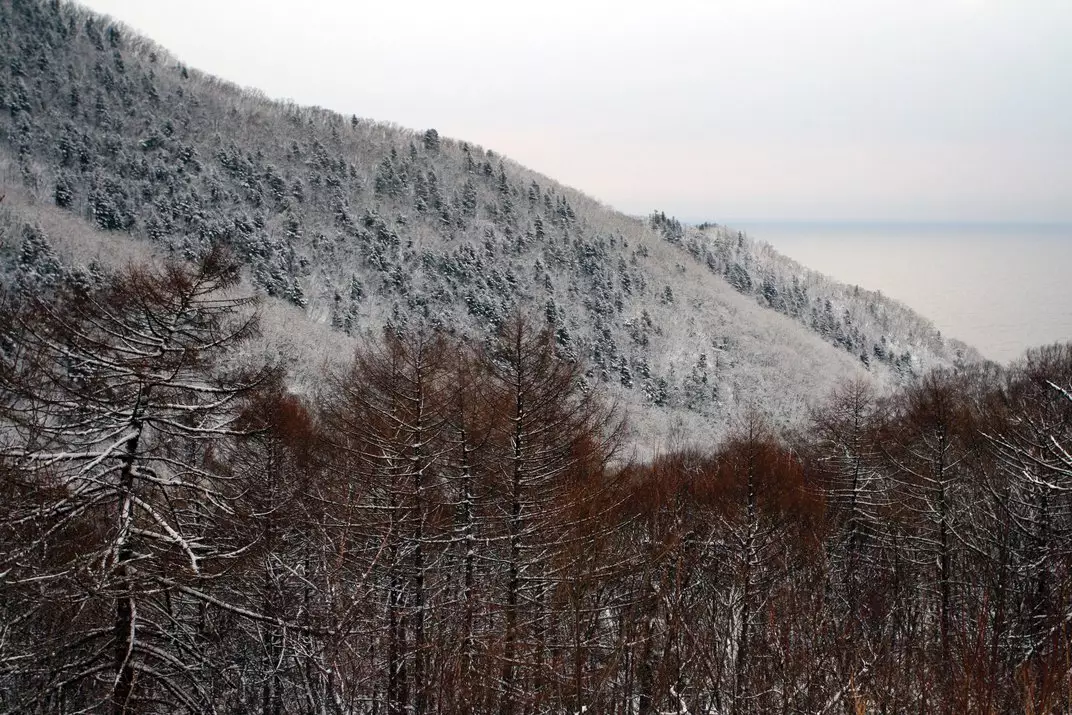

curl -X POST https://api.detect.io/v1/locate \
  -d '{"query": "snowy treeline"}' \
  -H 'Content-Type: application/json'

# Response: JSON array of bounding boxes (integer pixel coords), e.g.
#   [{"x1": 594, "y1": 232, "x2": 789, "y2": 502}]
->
[
  {"x1": 0, "y1": 0, "x2": 973, "y2": 439},
  {"x1": 2, "y1": 251, "x2": 1072, "y2": 713},
  {"x1": 656, "y1": 215, "x2": 975, "y2": 373}
]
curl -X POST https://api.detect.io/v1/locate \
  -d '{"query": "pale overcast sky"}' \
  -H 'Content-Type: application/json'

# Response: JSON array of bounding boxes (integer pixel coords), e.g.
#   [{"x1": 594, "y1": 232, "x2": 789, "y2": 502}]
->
[{"x1": 78, "y1": 0, "x2": 1072, "y2": 223}]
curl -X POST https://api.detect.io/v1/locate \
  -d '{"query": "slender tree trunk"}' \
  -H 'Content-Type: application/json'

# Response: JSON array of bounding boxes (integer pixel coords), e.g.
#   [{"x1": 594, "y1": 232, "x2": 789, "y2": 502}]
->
[
  {"x1": 733, "y1": 456, "x2": 758, "y2": 715},
  {"x1": 935, "y1": 437, "x2": 951, "y2": 664},
  {"x1": 413, "y1": 419, "x2": 426, "y2": 715},
  {"x1": 846, "y1": 438, "x2": 862, "y2": 619},
  {"x1": 262, "y1": 464, "x2": 284, "y2": 715},
  {"x1": 113, "y1": 557, "x2": 135, "y2": 715},
  {"x1": 387, "y1": 484, "x2": 403, "y2": 715},
  {"x1": 501, "y1": 448, "x2": 521, "y2": 715},
  {"x1": 113, "y1": 414, "x2": 144, "y2": 715},
  {"x1": 500, "y1": 379, "x2": 524, "y2": 715},
  {"x1": 637, "y1": 597, "x2": 654, "y2": 715},
  {"x1": 462, "y1": 442, "x2": 475, "y2": 674}
]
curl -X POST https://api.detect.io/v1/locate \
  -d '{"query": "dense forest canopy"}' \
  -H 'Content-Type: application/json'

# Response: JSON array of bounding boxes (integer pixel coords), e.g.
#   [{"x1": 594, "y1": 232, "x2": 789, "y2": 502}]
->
[
  {"x1": 0, "y1": 0, "x2": 975, "y2": 447},
  {"x1": 2, "y1": 251, "x2": 1072, "y2": 713}
]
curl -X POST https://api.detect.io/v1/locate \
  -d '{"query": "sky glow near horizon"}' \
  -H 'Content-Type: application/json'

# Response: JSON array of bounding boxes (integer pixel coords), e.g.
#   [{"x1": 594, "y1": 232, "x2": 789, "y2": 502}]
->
[{"x1": 77, "y1": 0, "x2": 1072, "y2": 223}]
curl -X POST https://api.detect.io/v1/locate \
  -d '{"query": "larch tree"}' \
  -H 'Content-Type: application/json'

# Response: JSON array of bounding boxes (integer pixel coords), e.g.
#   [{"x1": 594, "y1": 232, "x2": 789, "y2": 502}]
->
[
  {"x1": 0, "y1": 247, "x2": 272, "y2": 714},
  {"x1": 214, "y1": 386, "x2": 335, "y2": 714},
  {"x1": 810, "y1": 378, "x2": 888, "y2": 645},
  {"x1": 981, "y1": 344, "x2": 1072, "y2": 708},
  {"x1": 480, "y1": 314, "x2": 619, "y2": 715},
  {"x1": 712, "y1": 413, "x2": 813, "y2": 715},
  {"x1": 879, "y1": 369, "x2": 973, "y2": 700},
  {"x1": 439, "y1": 343, "x2": 496, "y2": 712},
  {"x1": 323, "y1": 327, "x2": 452, "y2": 715}
]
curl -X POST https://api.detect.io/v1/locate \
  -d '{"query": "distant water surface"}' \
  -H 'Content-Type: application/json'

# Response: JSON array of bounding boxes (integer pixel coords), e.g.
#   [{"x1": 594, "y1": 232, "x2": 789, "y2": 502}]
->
[{"x1": 732, "y1": 222, "x2": 1072, "y2": 364}]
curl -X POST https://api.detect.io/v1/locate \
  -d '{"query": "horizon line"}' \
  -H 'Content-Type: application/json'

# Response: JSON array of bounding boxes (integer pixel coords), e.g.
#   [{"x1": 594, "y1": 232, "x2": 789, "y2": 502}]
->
[{"x1": 686, "y1": 218, "x2": 1072, "y2": 229}]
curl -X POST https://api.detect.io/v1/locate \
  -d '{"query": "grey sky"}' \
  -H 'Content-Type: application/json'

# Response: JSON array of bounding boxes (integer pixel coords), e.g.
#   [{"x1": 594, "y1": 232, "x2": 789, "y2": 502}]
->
[{"x1": 79, "y1": 0, "x2": 1072, "y2": 223}]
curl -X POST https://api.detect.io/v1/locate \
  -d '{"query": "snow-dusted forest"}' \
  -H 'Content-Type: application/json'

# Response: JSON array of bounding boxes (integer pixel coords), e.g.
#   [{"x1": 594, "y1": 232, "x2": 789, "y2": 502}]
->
[
  {"x1": 1, "y1": 0, "x2": 1070, "y2": 713},
  {"x1": 0, "y1": 0, "x2": 977, "y2": 445},
  {"x1": 2, "y1": 250, "x2": 1072, "y2": 713}
]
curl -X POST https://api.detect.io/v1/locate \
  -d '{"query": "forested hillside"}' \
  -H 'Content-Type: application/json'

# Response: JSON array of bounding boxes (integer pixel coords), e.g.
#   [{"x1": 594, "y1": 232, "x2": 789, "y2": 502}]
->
[
  {"x1": 10, "y1": 2, "x2": 1071, "y2": 713},
  {"x1": 1, "y1": 251, "x2": 1070, "y2": 713},
  {"x1": 0, "y1": 0, "x2": 975, "y2": 444}
]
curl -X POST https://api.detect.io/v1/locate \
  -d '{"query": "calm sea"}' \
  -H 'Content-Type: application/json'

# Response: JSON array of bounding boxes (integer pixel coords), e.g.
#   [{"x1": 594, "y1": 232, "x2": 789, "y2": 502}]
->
[{"x1": 732, "y1": 222, "x2": 1072, "y2": 364}]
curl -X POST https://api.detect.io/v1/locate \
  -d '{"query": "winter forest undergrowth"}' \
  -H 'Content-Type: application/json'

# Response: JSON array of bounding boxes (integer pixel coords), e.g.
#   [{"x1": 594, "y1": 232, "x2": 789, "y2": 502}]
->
[{"x1": 2, "y1": 249, "x2": 1072, "y2": 714}]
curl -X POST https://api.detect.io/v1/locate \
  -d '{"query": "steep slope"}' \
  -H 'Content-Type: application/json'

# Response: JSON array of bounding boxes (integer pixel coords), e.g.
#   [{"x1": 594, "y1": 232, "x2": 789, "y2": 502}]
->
[
  {"x1": 664, "y1": 216, "x2": 976, "y2": 373},
  {"x1": 0, "y1": 0, "x2": 974, "y2": 447}
]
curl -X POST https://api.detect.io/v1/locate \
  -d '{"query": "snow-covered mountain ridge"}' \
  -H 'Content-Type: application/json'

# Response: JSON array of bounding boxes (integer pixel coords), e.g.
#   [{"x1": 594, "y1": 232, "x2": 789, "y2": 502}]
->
[{"x1": 0, "y1": 0, "x2": 976, "y2": 446}]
